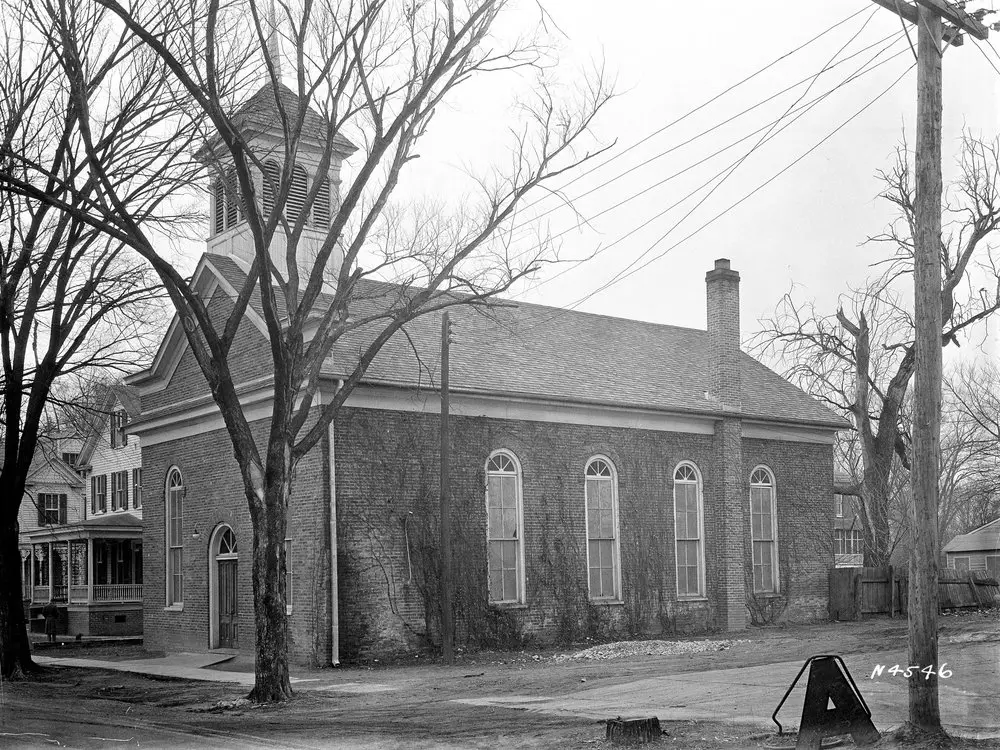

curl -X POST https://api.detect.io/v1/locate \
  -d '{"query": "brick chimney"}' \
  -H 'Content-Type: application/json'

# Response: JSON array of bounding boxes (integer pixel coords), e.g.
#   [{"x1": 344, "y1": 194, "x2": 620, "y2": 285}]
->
[
  {"x1": 706, "y1": 258, "x2": 741, "y2": 410},
  {"x1": 706, "y1": 258, "x2": 747, "y2": 631}
]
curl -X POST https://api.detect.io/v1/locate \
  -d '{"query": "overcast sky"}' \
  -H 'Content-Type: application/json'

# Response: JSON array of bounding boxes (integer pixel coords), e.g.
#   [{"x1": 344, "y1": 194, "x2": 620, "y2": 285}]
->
[{"x1": 386, "y1": 0, "x2": 1000, "y2": 354}]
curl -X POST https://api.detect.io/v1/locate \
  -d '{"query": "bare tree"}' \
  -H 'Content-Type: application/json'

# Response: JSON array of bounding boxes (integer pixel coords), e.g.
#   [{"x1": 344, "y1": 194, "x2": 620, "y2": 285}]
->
[
  {"x1": 753, "y1": 135, "x2": 1000, "y2": 566},
  {"x1": 0, "y1": 0, "x2": 612, "y2": 701},
  {"x1": 0, "y1": 0, "x2": 173, "y2": 676}
]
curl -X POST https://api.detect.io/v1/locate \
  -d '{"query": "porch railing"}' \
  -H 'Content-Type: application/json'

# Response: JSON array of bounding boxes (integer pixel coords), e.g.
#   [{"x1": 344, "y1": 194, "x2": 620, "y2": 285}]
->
[
  {"x1": 70, "y1": 585, "x2": 89, "y2": 604},
  {"x1": 93, "y1": 584, "x2": 143, "y2": 602}
]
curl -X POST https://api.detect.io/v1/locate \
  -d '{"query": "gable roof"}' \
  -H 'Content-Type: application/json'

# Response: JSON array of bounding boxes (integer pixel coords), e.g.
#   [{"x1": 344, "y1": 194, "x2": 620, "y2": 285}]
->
[
  {"x1": 193, "y1": 254, "x2": 846, "y2": 429},
  {"x1": 943, "y1": 518, "x2": 1000, "y2": 554},
  {"x1": 25, "y1": 448, "x2": 84, "y2": 489},
  {"x1": 78, "y1": 383, "x2": 141, "y2": 465}
]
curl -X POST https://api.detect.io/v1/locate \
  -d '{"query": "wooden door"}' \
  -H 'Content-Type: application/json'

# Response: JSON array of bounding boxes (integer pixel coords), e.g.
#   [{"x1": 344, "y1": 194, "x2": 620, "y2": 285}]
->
[{"x1": 218, "y1": 559, "x2": 238, "y2": 649}]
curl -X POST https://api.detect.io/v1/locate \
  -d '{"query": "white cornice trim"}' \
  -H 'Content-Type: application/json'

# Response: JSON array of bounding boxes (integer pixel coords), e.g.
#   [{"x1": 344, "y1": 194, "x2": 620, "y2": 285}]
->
[{"x1": 743, "y1": 420, "x2": 837, "y2": 445}]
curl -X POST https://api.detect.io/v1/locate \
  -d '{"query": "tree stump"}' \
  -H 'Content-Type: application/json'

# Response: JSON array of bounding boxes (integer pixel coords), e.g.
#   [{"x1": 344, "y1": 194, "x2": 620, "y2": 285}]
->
[{"x1": 606, "y1": 717, "x2": 662, "y2": 744}]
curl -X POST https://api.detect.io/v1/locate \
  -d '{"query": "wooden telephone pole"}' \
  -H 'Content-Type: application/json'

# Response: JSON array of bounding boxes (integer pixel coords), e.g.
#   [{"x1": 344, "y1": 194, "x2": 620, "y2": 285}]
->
[
  {"x1": 870, "y1": 0, "x2": 988, "y2": 732},
  {"x1": 440, "y1": 312, "x2": 454, "y2": 664}
]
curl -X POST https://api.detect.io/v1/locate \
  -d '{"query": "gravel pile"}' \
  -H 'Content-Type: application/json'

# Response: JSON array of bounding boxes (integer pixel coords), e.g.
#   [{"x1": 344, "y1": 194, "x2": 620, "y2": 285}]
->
[{"x1": 556, "y1": 638, "x2": 750, "y2": 661}]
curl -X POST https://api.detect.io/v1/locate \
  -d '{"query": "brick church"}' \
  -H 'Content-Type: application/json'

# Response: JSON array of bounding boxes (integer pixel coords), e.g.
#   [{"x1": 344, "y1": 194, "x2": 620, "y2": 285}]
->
[{"x1": 128, "y1": 84, "x2": 846, "y2": 666}]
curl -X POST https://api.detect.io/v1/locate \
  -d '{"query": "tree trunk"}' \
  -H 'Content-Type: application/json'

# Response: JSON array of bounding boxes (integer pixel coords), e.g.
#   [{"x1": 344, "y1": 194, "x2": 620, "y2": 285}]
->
[
  {"x1": 862, "y1": 465, "x2": 892, "y2": 567},
  {"x1": 0, "y1": 515, "x2": 36, "y2": 677},
  {"x1": 246, "y1": 455, "x2": 292, "y2": 703},
  {"x1": 909, "y1": 6, "x2": 943, "y2": 732}
]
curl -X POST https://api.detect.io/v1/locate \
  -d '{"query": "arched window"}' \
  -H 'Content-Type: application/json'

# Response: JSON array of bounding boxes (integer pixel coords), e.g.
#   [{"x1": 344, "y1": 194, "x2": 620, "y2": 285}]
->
[
  {"x1": 313, "y1": 173, "x2": 331, "y2": 227},
  {"x1": 486, "y1": 451, "x2": 524, "y2": 604},
  {"x1": 750, "y1": 467, "x2": 779, "y2": 593},
  {"x1": 166, "y1": 468, "x2": 184, "y2": 607},
  {"x1": 261, "y1": 160, "x2": 280, "y2": 218},
  {"x1": 674, "y1": 462, "x2": 705, "y2": 598},
  {"x1": 286, "y1": 164, "x2": 309, "y2": 225},
  {"x1": 585, "y1": 457, "x2": 620, "y2": 600}
]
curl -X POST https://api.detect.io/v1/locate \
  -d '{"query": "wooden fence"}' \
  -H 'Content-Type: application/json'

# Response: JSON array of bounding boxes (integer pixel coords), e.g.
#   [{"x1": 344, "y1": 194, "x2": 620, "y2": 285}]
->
[{"x1": 829, "y1": 566, "x2": 1000, "y2": 621}]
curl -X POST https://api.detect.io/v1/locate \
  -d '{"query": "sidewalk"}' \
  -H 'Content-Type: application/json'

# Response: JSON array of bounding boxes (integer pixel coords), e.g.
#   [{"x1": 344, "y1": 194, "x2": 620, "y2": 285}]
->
[{"x1": 33, "y1": 651, "x2": 399, "y2": 694}]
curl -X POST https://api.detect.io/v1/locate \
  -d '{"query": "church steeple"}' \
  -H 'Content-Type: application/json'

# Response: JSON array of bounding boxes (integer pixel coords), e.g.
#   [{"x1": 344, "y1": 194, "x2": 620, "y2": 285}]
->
[{"x1": 202, "y1": 3, "x2": 357, "y2": 290}]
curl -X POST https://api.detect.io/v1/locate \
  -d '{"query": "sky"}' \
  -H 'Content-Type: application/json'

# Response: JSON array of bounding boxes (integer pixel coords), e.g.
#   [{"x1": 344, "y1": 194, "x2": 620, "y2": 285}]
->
[{"x1": 380, "y1": 0, "x2": 1000, "y2": 356}]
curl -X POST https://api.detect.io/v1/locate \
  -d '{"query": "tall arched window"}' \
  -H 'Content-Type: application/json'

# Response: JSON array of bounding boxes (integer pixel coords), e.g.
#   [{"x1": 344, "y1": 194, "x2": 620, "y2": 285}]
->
[
  {"x1": 585, "y1": 457, "x2": 620, "y2": 600},
  {"x1": 750, "y1": 467, "x2": 779, "y2": 593},
  {"x1": 166, "y1": 468, "x2": 184, "y2": 607},
  {"x1": 486, "y1": 451, "x2": 524, "y2": 604},
  {"x1": 674, "y1": 462, "x2": 705, "y2": 598}
]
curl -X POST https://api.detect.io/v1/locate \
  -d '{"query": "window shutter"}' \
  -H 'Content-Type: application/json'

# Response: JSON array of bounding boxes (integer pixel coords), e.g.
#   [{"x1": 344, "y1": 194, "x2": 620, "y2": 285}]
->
[
  {"x1": 124, "y1": 473, "x2": 129, "y2": 509},
  {"x1": 91, "y1": 477, "x2": 97, "y2": 514},
  {"x1": 59, "y1": 495, "x2": 67, "y2": 524},
  {"x1": 121, "y1": 412, "x2": 128, "y2": 446},
  {"x1": 38, "y1": 499, "x2": 45, "y2": 527},
  {"x1": 110, "y1": 414, "x2": 118, "y2": 449}
]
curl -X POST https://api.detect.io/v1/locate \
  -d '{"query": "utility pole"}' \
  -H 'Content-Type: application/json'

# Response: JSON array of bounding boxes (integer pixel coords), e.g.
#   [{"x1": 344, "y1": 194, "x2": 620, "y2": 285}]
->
[
  {"x1": 870, "y1": 0, "x2": 988, "y2": 733},
  {"x1": 440, "y1": 312, "x2": 454, "y2": 665}
]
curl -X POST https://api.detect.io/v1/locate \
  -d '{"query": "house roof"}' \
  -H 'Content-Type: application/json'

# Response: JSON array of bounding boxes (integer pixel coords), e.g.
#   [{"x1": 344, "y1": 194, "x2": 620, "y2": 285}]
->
[
  {"x1": 201, "y1": 254, "x2": 847, "y2": 429},
  {"x1": 202, "y1": 83, "x2": 357, "y2": 160},
  {"x1": 78, "y1": 383, "x2": 141, "y2": 465},
  {"x1": 943, "y1": 518, "x2": 1000, "y2": 554}
]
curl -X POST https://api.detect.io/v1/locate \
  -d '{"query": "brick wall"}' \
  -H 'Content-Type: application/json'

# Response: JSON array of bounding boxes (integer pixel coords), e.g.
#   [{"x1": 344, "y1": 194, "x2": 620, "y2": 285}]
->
[
  {"x1": 142, "y1": 419, "x2": 333, "y2": 666},
  {"x1": 333, "y1": 408, "x2": 833, "y2": 660}
]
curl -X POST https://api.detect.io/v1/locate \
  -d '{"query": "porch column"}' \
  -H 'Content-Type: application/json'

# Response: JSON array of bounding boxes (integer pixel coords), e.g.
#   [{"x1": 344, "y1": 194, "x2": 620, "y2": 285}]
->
[
  {"x1": 47, "y1": 542, "x2": 53, "y2": 602},
  {"x1": 87, "y1": 538, "x2": 94, "y2": 604}
]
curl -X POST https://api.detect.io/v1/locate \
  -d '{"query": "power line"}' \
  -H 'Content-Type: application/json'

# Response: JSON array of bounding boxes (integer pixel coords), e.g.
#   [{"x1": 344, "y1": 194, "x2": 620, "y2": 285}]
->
[
  {"x1": 507, "y1": 30, "x2": 908, "y2": 297},
  {"x1": 507, "y1": 27, "x2": 905, "y2": 241},
  {"x1": 514, "y1": 5, "x2": 877, "y2": 218},
  {"x1": 566, "y1": 63, "x2": 916, "y2": 312}
]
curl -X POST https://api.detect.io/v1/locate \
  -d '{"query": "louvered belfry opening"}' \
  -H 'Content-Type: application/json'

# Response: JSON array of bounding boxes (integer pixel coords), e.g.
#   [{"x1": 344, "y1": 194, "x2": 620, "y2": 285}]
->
[
  {"x1": 313, "y1": 174, "x2": 331, "y2": 228},
  {"x1": 286, "y1": 164, "x2": 309, "y2": 224},
  {"x1": 261, "y1": 160, "x2": 280, "y2": 218}
]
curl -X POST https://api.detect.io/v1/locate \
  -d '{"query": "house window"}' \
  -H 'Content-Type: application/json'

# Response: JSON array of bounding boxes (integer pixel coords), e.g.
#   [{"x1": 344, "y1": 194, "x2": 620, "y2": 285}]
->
[
  {"x1": 284, "y1": 539, "x2": 293, "y2": 615},
  {"x1": 91, "y1": 474, "x2": 107, "y2": 514},
  {"x1": 987, "y1": 555, "x2": 999, "y2": 577},
  {"x1": 835, "y1": 528, "x2": 862, "y2": 555},
  {"x1": 750, "y1": 467, "x2": 779, "y2": 593},
  {"x1": 585, "y1": 457, "x2": 619, "y2": 600},
  {"x1": 166, "y1": 467, "x2": 184, "y2": 607},
  {"x1": 674, "y1": 462, "x2": 705, "y2": 598},
  {"x1": 61, "y1": 452, "x2": 79, "y2": 467},
  {"x1": 953, "y1": 556, "x2": 970, "y2": 572},
  {"x1": 38, "y1": 493, "x2": 67, "y2": 526},
  {"x1": 111, "y1": 470, "x2": 129, "y2": 511},
  {"x1": 486, "y1": 451, "x2": 524, "y2": 604},
  {"x1": 110, "y1": 410, "x2": 129, "y2": 448},
  {"x1": 834, "y1": 494, "x2": 843, "y2": 518},
  {"x1": 132, "y1": 468, "x2": 143, "y2": 509}
]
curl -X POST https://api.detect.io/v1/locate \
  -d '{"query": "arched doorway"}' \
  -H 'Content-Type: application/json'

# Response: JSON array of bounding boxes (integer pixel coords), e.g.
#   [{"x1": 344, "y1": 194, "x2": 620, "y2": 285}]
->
[{"x1": 209, "y1": 525, "x2": 239, "y2": 649}]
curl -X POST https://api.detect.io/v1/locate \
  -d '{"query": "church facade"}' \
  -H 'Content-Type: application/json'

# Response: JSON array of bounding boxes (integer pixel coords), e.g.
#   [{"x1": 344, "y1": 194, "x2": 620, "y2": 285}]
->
[{"x1": 128, "y1": 85, "x2": 846, "y2": 666}]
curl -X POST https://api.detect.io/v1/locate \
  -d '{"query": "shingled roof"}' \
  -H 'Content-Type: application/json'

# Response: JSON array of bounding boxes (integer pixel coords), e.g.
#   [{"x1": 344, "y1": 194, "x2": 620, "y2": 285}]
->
[
  {"x1": 205, "y1": 254, "x2": 846, "y2": 429},
  {"x1": 943, "y1": 519, "x2": 1000, "y2": 554},
  {"x1": 202, "y1": 82, "x2": 356, "y2": 158}
]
